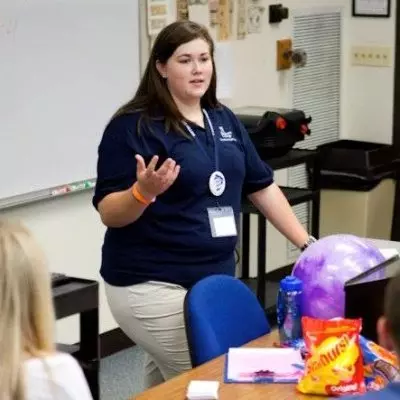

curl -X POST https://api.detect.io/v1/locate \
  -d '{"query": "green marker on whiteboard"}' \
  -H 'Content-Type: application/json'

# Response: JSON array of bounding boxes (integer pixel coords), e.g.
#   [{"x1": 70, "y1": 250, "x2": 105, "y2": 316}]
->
[
  {"x1": 68, "y1": 181, "x2": 95, "y2": 191},
  {"x1": 85, "y1": 180, "x2": 95, "y2": 189}
]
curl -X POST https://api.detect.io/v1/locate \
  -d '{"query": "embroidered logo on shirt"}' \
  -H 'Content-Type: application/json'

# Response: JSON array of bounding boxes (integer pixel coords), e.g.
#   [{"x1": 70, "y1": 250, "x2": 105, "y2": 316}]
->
[{"x1": 218, "y1": 126, "x2": 237, "y2": 142}]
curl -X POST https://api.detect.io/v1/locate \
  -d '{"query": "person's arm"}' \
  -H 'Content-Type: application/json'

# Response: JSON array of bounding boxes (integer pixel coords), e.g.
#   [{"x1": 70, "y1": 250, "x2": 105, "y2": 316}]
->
[
  {"x1": 226, "y1": 107, "x2": 311, "y2": 249},
  {"x1": 93, "y1": 117, "x2": 144, "y2": 228},
  {"x1": 248, "y1": 183, "x2": 309, "y2": 249},
  {"x1": 93, "y1": 117, "x2": 179, "y2": 228},
  {"x1": 98, "y1": 155, "x2": 180, "y2": 228},
  {"x1": 97, "y1": 185, "x2": 149, "y2": 228}
]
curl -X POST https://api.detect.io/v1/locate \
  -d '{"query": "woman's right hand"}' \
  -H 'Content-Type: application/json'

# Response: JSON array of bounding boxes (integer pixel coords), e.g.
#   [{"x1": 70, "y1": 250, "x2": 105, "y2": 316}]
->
[{"x1": 135, "y1": 155, "x2": 180, "y2": 200}]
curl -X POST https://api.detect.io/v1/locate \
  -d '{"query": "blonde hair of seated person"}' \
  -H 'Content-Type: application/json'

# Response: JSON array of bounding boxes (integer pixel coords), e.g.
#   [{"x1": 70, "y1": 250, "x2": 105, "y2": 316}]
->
[{"x1": 0, "y1": 220, "x2": 55, "y2": 400}]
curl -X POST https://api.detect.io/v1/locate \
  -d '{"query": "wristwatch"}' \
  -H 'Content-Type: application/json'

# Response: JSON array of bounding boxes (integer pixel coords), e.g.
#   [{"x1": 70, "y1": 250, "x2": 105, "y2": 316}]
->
[{"x1": 301, "y1": 235, "x2": 317, "y2": 251}]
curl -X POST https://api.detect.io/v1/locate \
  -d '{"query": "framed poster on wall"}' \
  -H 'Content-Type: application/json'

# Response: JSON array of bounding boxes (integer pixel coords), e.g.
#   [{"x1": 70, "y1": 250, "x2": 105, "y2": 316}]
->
[{"x1": 352, "y1": 0, "x2": 391, "y2": 18}]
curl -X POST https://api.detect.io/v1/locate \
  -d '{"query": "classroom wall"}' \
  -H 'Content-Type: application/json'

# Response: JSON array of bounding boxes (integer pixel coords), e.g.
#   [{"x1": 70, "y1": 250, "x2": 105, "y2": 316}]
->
[
  {"x1": 184, "y1": 0, "x2": 396, "y2": 144},
  {"x1": 343, "y1": 2, "x2": 396, "y2": 144},
  {"x1": 1, "y1": 0, "x2": 396, "y2": 344}
]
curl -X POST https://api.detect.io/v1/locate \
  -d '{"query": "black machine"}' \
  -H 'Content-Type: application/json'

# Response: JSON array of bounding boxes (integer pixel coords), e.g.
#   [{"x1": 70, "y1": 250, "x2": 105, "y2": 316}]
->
[
  {"x1": 234, "y1": 106, "x2": 312, "y2": 159},
  {"x1": 344, "y1": 254, "x2": 400, "y2": 343}
]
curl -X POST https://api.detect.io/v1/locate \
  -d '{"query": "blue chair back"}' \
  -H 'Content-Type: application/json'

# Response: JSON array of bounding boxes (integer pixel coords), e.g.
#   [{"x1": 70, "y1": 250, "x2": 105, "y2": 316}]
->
[{"x1": 184, "y1": 274, "x2": 271, "y2": 367}]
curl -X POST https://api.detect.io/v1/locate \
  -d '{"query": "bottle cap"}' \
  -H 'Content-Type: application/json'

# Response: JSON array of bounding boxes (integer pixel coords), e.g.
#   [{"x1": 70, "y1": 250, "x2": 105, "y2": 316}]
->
[{"x1": 280, "y1": 275, "x2": 302, "y2": 292}]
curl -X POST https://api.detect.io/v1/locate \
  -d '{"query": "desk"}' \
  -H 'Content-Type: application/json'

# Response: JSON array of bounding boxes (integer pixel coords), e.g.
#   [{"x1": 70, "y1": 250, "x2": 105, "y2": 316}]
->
[
  {"x1": 133, "y1": 238, "x2": 399, "y2": 399},
  {"x1": 133, "y1": 330, "x2": 321, "y2": 400},
  {"x1": 52, "y1": 277, "x2": 99, "y2": 400}
]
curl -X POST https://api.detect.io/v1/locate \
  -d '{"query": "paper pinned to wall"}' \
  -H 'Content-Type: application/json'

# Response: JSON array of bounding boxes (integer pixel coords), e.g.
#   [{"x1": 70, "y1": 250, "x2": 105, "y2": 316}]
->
[
  {"x1": 148, "y1": 0, "x2": 176, "y2": 51},
  {"x1": 217, "y1": 0, "x2": 231, "y2": 41},
  {"x1": 188, "y1": 1, "x2": 209, "y2": 28},
  {"x1": 247, "y1": 1, "x2": 265, "y2": 34},
  {"x1": 214, "y1": 41, "x2": 234, "y2": 99},
  {"x1": 147, "y1": 0, "x2": 169, "y2": 36},
  {"x1": 177, "y1": 0, "x2": 189, "y2": 20},
  {"x1": 209, "y1": 0, "x2": 219, "y2": 27},
  {"x1": 237, "y1": 0, "x2": 247, "y2": 40}
]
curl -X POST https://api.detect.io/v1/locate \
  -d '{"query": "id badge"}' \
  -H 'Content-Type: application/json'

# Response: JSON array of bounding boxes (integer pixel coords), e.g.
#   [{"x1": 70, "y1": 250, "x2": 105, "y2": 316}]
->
[{"x1": 207, "y1": 206, "x2": 237, "y2": 238}]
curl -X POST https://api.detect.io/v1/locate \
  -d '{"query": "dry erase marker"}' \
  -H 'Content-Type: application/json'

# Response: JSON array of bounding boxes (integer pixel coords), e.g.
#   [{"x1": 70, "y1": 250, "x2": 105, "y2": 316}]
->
[
  {"x1": 51, "y1": 186, "x2": 70, "y2": 196},
  {"x1": 85, "y1": 181, "x2": 95, "y2": 189},
  {"x1": 70, "y1": 182, "x2": 86, "y2": 191}
]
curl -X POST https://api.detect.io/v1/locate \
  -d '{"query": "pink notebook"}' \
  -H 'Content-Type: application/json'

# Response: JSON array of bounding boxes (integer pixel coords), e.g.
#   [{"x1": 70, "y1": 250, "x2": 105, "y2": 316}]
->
[{"x1": 224, "y1": 347, "x2": 304, "y2": 384}]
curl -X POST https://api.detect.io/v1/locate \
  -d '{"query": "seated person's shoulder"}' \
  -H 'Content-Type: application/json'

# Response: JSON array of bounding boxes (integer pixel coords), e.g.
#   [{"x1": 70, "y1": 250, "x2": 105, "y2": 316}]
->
[
  {"x1": 26, "y1": 351, "x2": 80, "y2": 371},
  {"x1": 25, "y1": 352, "x2": 93, "y2": 399}
]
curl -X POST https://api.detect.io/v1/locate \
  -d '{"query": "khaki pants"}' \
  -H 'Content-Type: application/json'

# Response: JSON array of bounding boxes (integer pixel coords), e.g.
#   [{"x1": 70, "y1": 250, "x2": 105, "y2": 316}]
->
[{"x1": 104, "y1": 281, "x2": 192, "y2": 389}]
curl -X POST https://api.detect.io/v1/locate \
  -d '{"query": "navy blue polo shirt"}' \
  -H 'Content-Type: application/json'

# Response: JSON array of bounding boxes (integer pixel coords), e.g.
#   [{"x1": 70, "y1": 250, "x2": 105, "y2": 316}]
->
[{"x1": 93, "y1": 105, "x2": 274, "y2": 288}]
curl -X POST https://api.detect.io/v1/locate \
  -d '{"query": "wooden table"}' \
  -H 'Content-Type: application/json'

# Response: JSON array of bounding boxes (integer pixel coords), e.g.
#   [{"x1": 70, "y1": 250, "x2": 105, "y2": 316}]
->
[{"x1": 133, "y1": 330, "x2": 324, "y2": 400}]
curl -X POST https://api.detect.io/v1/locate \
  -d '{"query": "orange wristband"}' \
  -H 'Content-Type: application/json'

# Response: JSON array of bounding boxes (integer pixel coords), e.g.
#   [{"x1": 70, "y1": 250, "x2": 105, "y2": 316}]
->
[{"x1": 132, "y1": 183, "x2": 155, "y2": 206}]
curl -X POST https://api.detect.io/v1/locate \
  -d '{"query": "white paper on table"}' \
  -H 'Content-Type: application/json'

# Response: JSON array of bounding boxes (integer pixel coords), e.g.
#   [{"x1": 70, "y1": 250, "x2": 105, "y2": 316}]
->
[{"x1": 186, "y1": 380, "x2": 219, "y2": 400}]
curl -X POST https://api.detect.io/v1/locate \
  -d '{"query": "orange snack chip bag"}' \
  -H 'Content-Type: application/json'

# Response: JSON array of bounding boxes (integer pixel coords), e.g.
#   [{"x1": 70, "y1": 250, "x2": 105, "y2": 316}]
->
[
  {"x1": 297, "y1": 317, "x2": 366, "y2": 397},
  {"x1": 360, "y1": 335, "x2": 400, "y2": 390}
]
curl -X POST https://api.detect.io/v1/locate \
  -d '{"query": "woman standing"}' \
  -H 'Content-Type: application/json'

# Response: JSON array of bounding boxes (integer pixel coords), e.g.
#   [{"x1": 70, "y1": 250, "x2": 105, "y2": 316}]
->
[{"x1": 93, "y1": 20, "x2": 313, "y2": 389}]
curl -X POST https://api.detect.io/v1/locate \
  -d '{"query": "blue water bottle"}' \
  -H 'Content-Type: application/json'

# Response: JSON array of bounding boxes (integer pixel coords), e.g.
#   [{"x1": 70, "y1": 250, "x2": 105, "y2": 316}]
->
[{"x1": 277, "y1": 276, "x2": 303, "y2": 344}]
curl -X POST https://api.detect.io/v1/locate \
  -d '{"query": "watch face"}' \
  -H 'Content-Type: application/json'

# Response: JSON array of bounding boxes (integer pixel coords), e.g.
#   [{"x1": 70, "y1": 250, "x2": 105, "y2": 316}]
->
[{"x1": 302, "y1": 236, "x2": 317, "y2": 251}]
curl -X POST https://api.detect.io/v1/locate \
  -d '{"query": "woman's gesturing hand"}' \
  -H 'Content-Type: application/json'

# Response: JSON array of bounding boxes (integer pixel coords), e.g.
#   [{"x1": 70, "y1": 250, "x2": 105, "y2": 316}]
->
[{"x1": 135, "y1": 155, "x2": 180, "y2": 200}]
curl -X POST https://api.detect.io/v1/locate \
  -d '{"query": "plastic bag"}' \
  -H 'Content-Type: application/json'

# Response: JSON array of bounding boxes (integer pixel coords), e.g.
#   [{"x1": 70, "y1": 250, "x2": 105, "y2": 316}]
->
[
  {"x1": 359, "y1": 335, "x2": 400, "y2": 391},
  {"x1": 297, "y1": 317, "x2": 365, "y2": 397}
]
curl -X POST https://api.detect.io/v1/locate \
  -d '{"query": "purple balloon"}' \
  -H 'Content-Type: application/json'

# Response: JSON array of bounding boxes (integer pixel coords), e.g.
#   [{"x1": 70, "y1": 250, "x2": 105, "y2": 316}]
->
[{"x1": 292, "y1": 234, "x2": 385, "y2": 320}]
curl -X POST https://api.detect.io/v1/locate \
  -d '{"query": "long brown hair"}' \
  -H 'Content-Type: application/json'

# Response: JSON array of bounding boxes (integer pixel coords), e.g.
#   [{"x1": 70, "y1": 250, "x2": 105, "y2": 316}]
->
[{"x1": 112, "y1": 20, "x2": 220, "y2": 135}]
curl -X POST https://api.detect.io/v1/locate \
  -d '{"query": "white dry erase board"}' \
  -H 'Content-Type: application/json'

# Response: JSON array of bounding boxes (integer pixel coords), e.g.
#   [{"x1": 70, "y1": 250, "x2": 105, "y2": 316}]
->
[{"x1": 0, "y1": 0, "x2": 140, "y2": 205}]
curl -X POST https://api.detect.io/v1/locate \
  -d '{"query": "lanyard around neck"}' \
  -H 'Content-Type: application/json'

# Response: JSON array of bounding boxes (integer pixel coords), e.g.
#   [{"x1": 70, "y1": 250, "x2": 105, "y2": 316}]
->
[{"x1": 182, "y1": 109, "x2": 219, "y2": 172}]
